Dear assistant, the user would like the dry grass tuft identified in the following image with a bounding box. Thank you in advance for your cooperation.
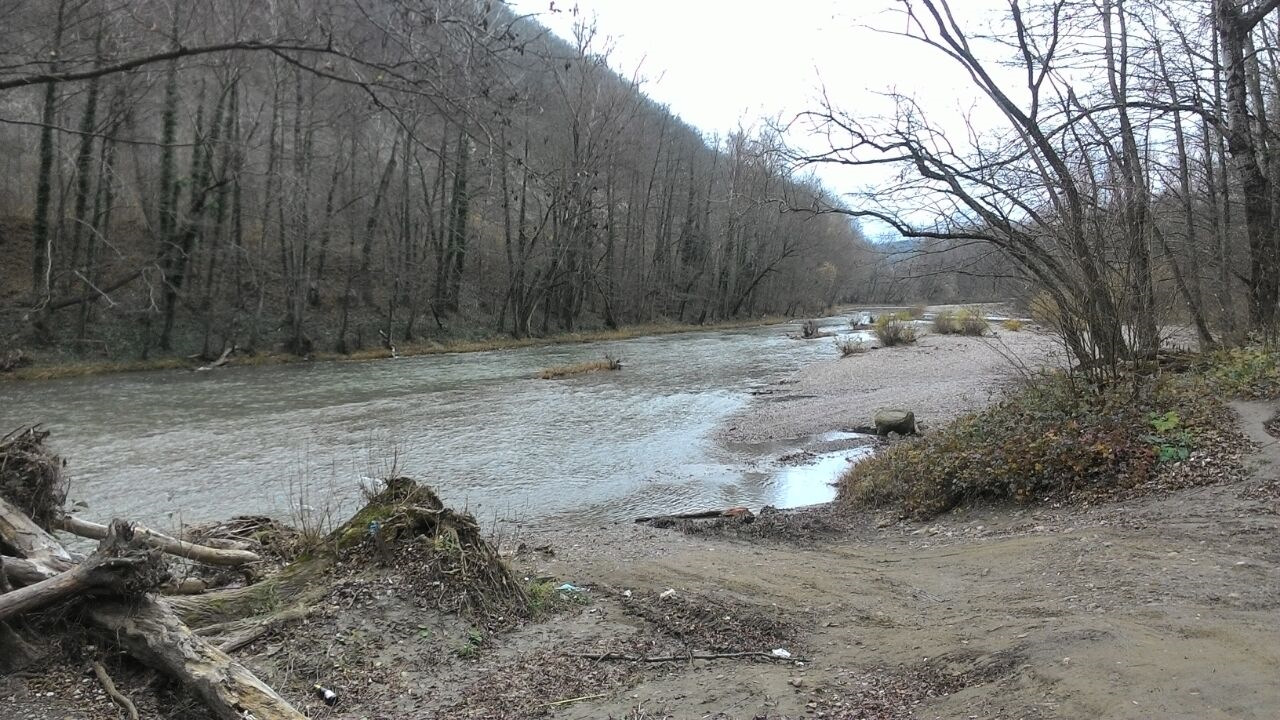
[537,355,622,380]
[837,337,869,357]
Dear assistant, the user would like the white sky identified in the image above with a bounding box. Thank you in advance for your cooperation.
[506,0,1014,239]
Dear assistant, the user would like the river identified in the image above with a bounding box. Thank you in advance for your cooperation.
[0,316,875,532]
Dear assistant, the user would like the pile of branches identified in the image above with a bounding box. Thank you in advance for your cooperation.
[1,429,526,718]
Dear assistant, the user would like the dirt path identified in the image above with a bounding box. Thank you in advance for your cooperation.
[485,400,1280,720]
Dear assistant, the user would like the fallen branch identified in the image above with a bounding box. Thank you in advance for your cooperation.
[634,506,755,524]
[541,692,610,708]
[572,650,806,663]
[91,660,140,720]
[58,515,261,567]
[195,345,236,371]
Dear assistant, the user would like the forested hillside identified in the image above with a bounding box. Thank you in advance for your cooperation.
[0,0,872,362]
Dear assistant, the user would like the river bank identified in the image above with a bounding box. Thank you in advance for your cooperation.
[5,327,1277,719]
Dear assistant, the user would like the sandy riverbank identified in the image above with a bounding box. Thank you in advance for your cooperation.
[722,327,1062,445]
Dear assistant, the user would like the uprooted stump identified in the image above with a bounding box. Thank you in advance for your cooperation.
[0,520,167,623]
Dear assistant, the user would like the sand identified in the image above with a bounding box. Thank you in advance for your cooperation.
[721,328,1064,444]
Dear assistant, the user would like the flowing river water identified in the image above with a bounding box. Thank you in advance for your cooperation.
[0,317,875,532]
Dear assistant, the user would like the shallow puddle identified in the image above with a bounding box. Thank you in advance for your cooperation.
[770,447,874,508]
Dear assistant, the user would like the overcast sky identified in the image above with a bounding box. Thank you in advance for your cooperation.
[505,0,1013,238]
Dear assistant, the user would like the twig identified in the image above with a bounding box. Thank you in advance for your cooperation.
[91,661,140,720]
[541,692,609,707]
[572,650,805,663]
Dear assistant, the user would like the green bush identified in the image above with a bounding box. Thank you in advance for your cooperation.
[840,373,1221,518]
[874,315,919,346]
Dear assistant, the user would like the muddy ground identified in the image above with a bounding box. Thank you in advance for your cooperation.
[4,331,1278,719]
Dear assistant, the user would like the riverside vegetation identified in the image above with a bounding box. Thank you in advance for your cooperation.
[841,348,1276,519]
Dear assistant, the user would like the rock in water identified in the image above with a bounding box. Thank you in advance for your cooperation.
[873,410,917,436]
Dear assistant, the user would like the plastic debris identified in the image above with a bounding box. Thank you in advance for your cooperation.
[771,648,792,659]
[659,588,677,600]
[555,582,584,593]
[313,684,338,706]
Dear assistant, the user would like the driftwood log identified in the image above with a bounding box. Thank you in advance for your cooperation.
[0,496,74,576]
[58,514,261,567]
[0,503,307,718]
[90,597,306,720]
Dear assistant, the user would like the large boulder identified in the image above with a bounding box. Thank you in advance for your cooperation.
[873,409,917,436]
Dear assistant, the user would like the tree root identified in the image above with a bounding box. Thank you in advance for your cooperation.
[91,660,140,720]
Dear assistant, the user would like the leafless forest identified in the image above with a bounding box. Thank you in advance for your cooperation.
[3,0,1280,371]
[802,0,1280,373]
[0,0,875,362]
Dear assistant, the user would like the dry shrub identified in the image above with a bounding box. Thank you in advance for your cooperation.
[933,308,989,336]
[801,319,821,338]
[537,355,622,379]
[0,350,33,373]
[837,337,869,357]
[1028,291,1063,329]
[874,315,919,346]
[1001,318,1025,332]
